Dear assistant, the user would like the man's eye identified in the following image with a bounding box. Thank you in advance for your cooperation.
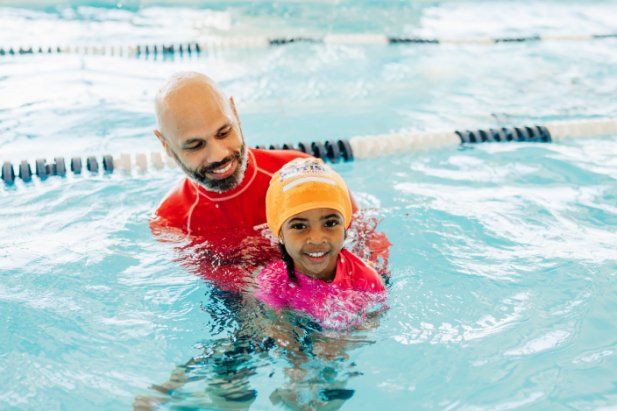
[186,141,205,150]
[217,129,231,139]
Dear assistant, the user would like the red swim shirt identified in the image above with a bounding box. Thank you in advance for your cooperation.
[152,148,310,241]
[151,148,310,291]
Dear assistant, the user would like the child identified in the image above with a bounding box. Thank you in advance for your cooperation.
[255,158,387,330]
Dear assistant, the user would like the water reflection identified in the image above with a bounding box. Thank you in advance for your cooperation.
[137,207,389,410]
[134,281,381,410]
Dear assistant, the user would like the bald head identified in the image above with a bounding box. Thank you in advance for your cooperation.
[154,72,234,140]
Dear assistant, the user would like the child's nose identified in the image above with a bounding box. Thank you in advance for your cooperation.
[306,228,327,244]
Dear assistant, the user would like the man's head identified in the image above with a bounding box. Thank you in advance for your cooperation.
[154,72,247,192]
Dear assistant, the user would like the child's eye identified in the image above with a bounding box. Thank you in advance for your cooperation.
[290,223,306,230]
[324,219,340,228]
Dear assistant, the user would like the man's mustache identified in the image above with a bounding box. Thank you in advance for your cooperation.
[198,151,242,175]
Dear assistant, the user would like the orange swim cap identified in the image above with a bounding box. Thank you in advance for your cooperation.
[266,158,353,237]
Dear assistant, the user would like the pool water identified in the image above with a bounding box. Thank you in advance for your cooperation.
[1,2,617,410]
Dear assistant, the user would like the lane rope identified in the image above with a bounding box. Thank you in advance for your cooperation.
[1,33,616,57]
[2,118,616,185]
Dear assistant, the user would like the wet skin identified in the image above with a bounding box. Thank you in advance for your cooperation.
[279,208,345,282]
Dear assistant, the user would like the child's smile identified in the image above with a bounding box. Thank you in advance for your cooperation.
[280,208,345,282]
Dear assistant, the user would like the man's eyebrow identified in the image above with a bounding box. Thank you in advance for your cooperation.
[216,123,232,135]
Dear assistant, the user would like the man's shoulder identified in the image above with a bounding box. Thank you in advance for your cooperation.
[251,148,311,172]
[155,177,193,218]
[339,248,386,291]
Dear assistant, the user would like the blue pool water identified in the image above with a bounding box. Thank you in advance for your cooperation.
[1,2,617,410]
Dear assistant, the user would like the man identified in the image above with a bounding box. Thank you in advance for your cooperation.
[152,72,389,291]
[151,72,310,290]
[152,72,309,239]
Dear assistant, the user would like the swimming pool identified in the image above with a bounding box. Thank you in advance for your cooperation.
[1,1,617,410]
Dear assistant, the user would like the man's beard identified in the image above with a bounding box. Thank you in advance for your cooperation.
[173,144,248,193]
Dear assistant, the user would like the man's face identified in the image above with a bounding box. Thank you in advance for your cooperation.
[157,82,248,192]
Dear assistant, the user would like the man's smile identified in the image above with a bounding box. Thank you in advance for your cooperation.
[206,158,237,179]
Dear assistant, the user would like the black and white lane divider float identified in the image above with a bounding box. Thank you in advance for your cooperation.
[2,118,616,185]
[1,32,616,58]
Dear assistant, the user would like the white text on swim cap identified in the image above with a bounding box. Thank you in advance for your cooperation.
[282,176,337,192]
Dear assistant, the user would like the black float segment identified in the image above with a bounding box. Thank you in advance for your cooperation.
[337,139,354,162]
[296,142,311,154]
[102,155,114,172]
[253,139,354,163]
[456,125,552,144]
[54,157,66,176]
[86,156,99,173]
[2,162,15,184]
[35,158,49,179]
[19,161,32,182]
[71,157,82,174]
[311,141,328,160]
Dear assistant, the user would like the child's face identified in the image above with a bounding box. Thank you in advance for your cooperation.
[280,208,345,282]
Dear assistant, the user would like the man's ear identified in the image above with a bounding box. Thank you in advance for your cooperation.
[154,130,172,157]
[229,96,241,128]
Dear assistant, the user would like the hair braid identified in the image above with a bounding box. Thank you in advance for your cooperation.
[278,243,298,284]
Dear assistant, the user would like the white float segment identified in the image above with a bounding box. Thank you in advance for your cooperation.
[199,37,269,50]
[349,131,460,159]
[438,37,495,45]
[150,152,164,169]
[110,152,175,171]
[135,153,148,171]
[164,153,177,168]
[540,34,593,42]
[546,118,617,141]
[324,34,389,45]
[113,153,131,171]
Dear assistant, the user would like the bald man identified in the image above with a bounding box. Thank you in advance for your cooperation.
[151,72,310,289]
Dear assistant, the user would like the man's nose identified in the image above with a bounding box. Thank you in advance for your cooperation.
[205,139,229,164]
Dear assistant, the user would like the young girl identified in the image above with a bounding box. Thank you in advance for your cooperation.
[255,158,387,330]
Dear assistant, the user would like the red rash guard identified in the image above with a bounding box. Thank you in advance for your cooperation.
[151,148,311,291]
[152,149,310,241]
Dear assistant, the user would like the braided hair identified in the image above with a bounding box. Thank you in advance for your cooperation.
[278,242,298,283]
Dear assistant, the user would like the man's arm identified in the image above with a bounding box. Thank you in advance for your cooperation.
[347,198,392,277]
